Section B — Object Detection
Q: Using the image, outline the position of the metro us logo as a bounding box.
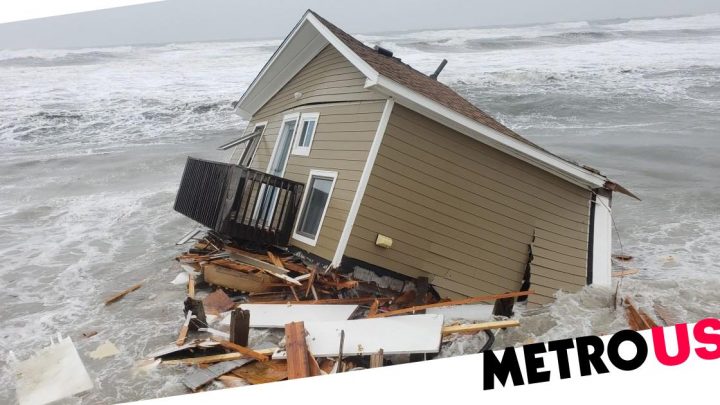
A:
[482,318,720,390]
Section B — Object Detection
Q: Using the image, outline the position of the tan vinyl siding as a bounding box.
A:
[345,105,592,303]
[238,45,386,260]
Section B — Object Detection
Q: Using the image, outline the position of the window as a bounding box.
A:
[293,170,337,246]
[238,123,265,167]
[291,113,319,156]
[217,122,266,167]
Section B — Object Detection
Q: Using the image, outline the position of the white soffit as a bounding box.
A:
[219,303,359,328]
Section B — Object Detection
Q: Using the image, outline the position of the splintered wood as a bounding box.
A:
[369,291,534,318]
[285,322,311,379]
[624,296,658,331]
[104,283,142,305]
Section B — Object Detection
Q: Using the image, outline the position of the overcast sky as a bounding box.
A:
[1,0,719,49]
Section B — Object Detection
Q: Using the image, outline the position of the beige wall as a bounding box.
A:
[344,105,592,305]
[234,45,386,259]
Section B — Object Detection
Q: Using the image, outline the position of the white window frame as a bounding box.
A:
[238,121,267,166]
[292,170,338,246]
[291,112,319,156]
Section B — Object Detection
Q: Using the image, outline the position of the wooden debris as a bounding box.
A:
[369,349,384,368]
[202,289,236,315]
[182,359,253,391]
[81,331,97,339]
[613,254,634,261]
[176,310,192,346]
[217,375,248,388]
[284,321,310,379]
[162,352,246,366]
[250,297,392,305]
[612,268,640,277]
[231,360,288,384]
[370,291,534,318]
[624,296,658,331]
[229,252,289,275]
[187,276,195,299]
[229,308,250,347]
[319,359,335,374]
[183,297,207,330]
[203,263,275,293]
[209,337,269,362]
[441,320,520,336]
[368,299,379,317]
[104,283,142,306]
[307,351,321,377]
[267,251,285,268]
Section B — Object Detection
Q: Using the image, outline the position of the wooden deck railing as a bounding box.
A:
[174,157,305,246]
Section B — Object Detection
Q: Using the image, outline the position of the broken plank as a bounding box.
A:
[261,268,302,286]
[229,252,289,275]
[441,320,520,336]
[104,283,142,305]
[231,360,288,385]
[612,268,640,277]
[229,308,250,347]
[267,251,286,269]
[370,291,533,318]
[162,352,246,366]
[274,314,444,358]
[176,310,193,346]
[203,263,275,293]
[209,337,269,362]
[187,276,195,299]
[369,349,384,368]
[182,359,254,391]
[250,297,392,305]
[221,303,358,328]
[285,322,310,379]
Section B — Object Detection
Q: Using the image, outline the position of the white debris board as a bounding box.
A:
[15,336,94,405]
[273,314,444,358]
[219,303,359,328]
[426,304,494,322]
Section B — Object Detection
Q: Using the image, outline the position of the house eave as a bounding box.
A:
[365,75,609,190]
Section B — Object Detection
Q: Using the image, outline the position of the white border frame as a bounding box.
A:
[291,112,319,156]
[292,169,338,247]
[238,120,267,166]
[265,113,300,176]
[331,98,394,267]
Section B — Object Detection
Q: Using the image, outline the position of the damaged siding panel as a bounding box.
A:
[346,105,591,299]
[244,46,386,260]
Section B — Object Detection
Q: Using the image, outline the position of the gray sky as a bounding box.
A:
[1,0,719,49]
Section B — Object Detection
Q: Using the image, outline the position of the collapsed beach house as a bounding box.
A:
[174,10,635,308]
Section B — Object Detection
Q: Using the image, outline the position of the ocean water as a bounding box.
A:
[1,13,720,403]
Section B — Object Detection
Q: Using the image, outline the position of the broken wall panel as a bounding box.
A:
[273,314,444,358]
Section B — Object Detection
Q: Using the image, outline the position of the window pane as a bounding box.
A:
[298,120,315,147]
[269,120,296,175]
[297,176,333,238]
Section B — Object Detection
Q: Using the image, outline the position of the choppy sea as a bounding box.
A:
[1,12,719,403]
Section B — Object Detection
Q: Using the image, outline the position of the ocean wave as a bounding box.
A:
[0,50,129,67]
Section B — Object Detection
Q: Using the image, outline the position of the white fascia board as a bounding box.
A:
[306,13,379,81]
[591,194,612,287]
[331,98,394,268]
[234,14,328,118]
[366,76,607,189]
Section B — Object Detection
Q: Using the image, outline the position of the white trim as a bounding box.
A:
[265,113,300,176]
[331,98,395,267]
[241,121,267,166]
[292,170,339,247]
[366,76,607,189]
[291,112,319,156]
[591,194,612,287]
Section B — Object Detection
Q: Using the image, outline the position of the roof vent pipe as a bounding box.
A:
[374,45,394,58]
[430,59,448,80]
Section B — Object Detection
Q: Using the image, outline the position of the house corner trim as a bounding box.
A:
[331,98,395,267]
